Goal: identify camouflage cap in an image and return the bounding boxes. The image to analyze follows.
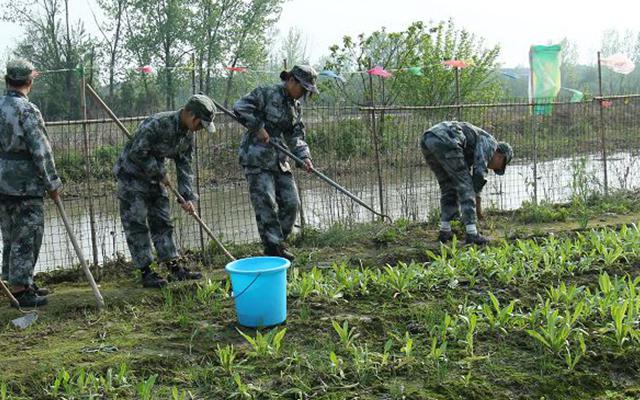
[6,58,35,81]
[495,142,513,176]
[291,65,319,94]
[185,94,216,133]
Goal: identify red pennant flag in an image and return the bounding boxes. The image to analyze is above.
[367,65,392,78]
[137,65,153,74]
[225,66,248,72]
[443,60,469,69]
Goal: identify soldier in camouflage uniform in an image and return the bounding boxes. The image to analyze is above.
[421,121,513,244]
[233,65,318,261]
[115,94,216,288]
[0,59,62,307]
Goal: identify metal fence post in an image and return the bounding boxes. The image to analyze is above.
[192,52,205,255]
[531,114,538,205]
[80,71,99,267]
[285,58,307,233]
[455,67,462,120]
[368,60,385,219]
[597,51,609,195]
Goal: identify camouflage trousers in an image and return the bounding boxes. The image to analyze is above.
[0,196,44,286]
[421,132,477,226]
[117,179,178,270]
[245,169,299,248]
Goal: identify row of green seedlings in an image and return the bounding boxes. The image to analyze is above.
[25,271,638,400]
[524,272,640,369]
[289,225,640,302]
[209,322,449,397]
[0,363,190,400]
[226,274,640,393]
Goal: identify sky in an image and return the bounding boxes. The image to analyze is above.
[0,0,638,68]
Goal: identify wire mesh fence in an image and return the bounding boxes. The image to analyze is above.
[4,92,640,273]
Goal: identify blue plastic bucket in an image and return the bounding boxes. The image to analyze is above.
[225,256,291,327]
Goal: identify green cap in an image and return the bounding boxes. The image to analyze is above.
[495,142,513,175]
[291,65,319,94]
[185,94,216,133]
[6,58,35,81]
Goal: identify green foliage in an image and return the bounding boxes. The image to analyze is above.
[516,201,569,223]
[237,327,287,358]
[332,320,360,352]
[324,20,502,106]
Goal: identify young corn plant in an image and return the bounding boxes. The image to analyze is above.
[609,301,633,349]
[328,351,346,380]
[459,311,478,357]
[482,292,516,334]
[289,268,315,300]
[332,320,360,352]
[546,282,584,307]
[527,307,572,355]
[136,374,157,400]
[331,262,361,297]
[384,262,416,298]
[171,386,189,400]
[237,327,287,358]
[564,332,587,371]
[216,344,239,374]
[195,279,222,305]
[230,374,254,399]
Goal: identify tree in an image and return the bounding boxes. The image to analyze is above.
[279,26,309,67]
[93,0,129,100]
[3,0,97,119]
[220,0,284,106]
[125,0,189,108]
[323,20,502,107]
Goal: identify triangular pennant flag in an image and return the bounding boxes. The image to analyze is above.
[600,53,635,75]
[562,87,584,102]
[225,66,247,73]
[137,65,153,74]
[501,72,519,79]
[406,66,423,76]
[367,65,392,78]
[442,60,469,69]
[319,70,346,82]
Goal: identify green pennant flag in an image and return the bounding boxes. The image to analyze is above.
[529,44,562,115]
[407,66,423,76]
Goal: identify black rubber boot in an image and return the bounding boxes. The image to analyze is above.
[264,244,295,262]
[165,260,202,282]
[32,283,50,296]
[437,230,454,243]
[141,270,168,288]
[465,233,490,245]
[11,286,48,308]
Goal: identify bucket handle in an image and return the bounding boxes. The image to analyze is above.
[232,273,261,300]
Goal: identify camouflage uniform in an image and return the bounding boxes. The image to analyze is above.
[0,61,62,287]
[114,111,198,270]
[421,121,499,227]
[233,66,316,250]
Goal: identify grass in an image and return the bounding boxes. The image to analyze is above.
[1,197,640,398]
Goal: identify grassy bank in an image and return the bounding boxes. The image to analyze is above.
[1,193,640,399]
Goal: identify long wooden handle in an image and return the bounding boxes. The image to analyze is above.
[210,99,392,223]
[0,278,20,308]
[164,183,236,261]
[54,197,105,310]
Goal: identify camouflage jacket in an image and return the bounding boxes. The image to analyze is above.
[114,110,198,201]
[428,121,498,194]
[0,90,62,197]
[233,82,311,173]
